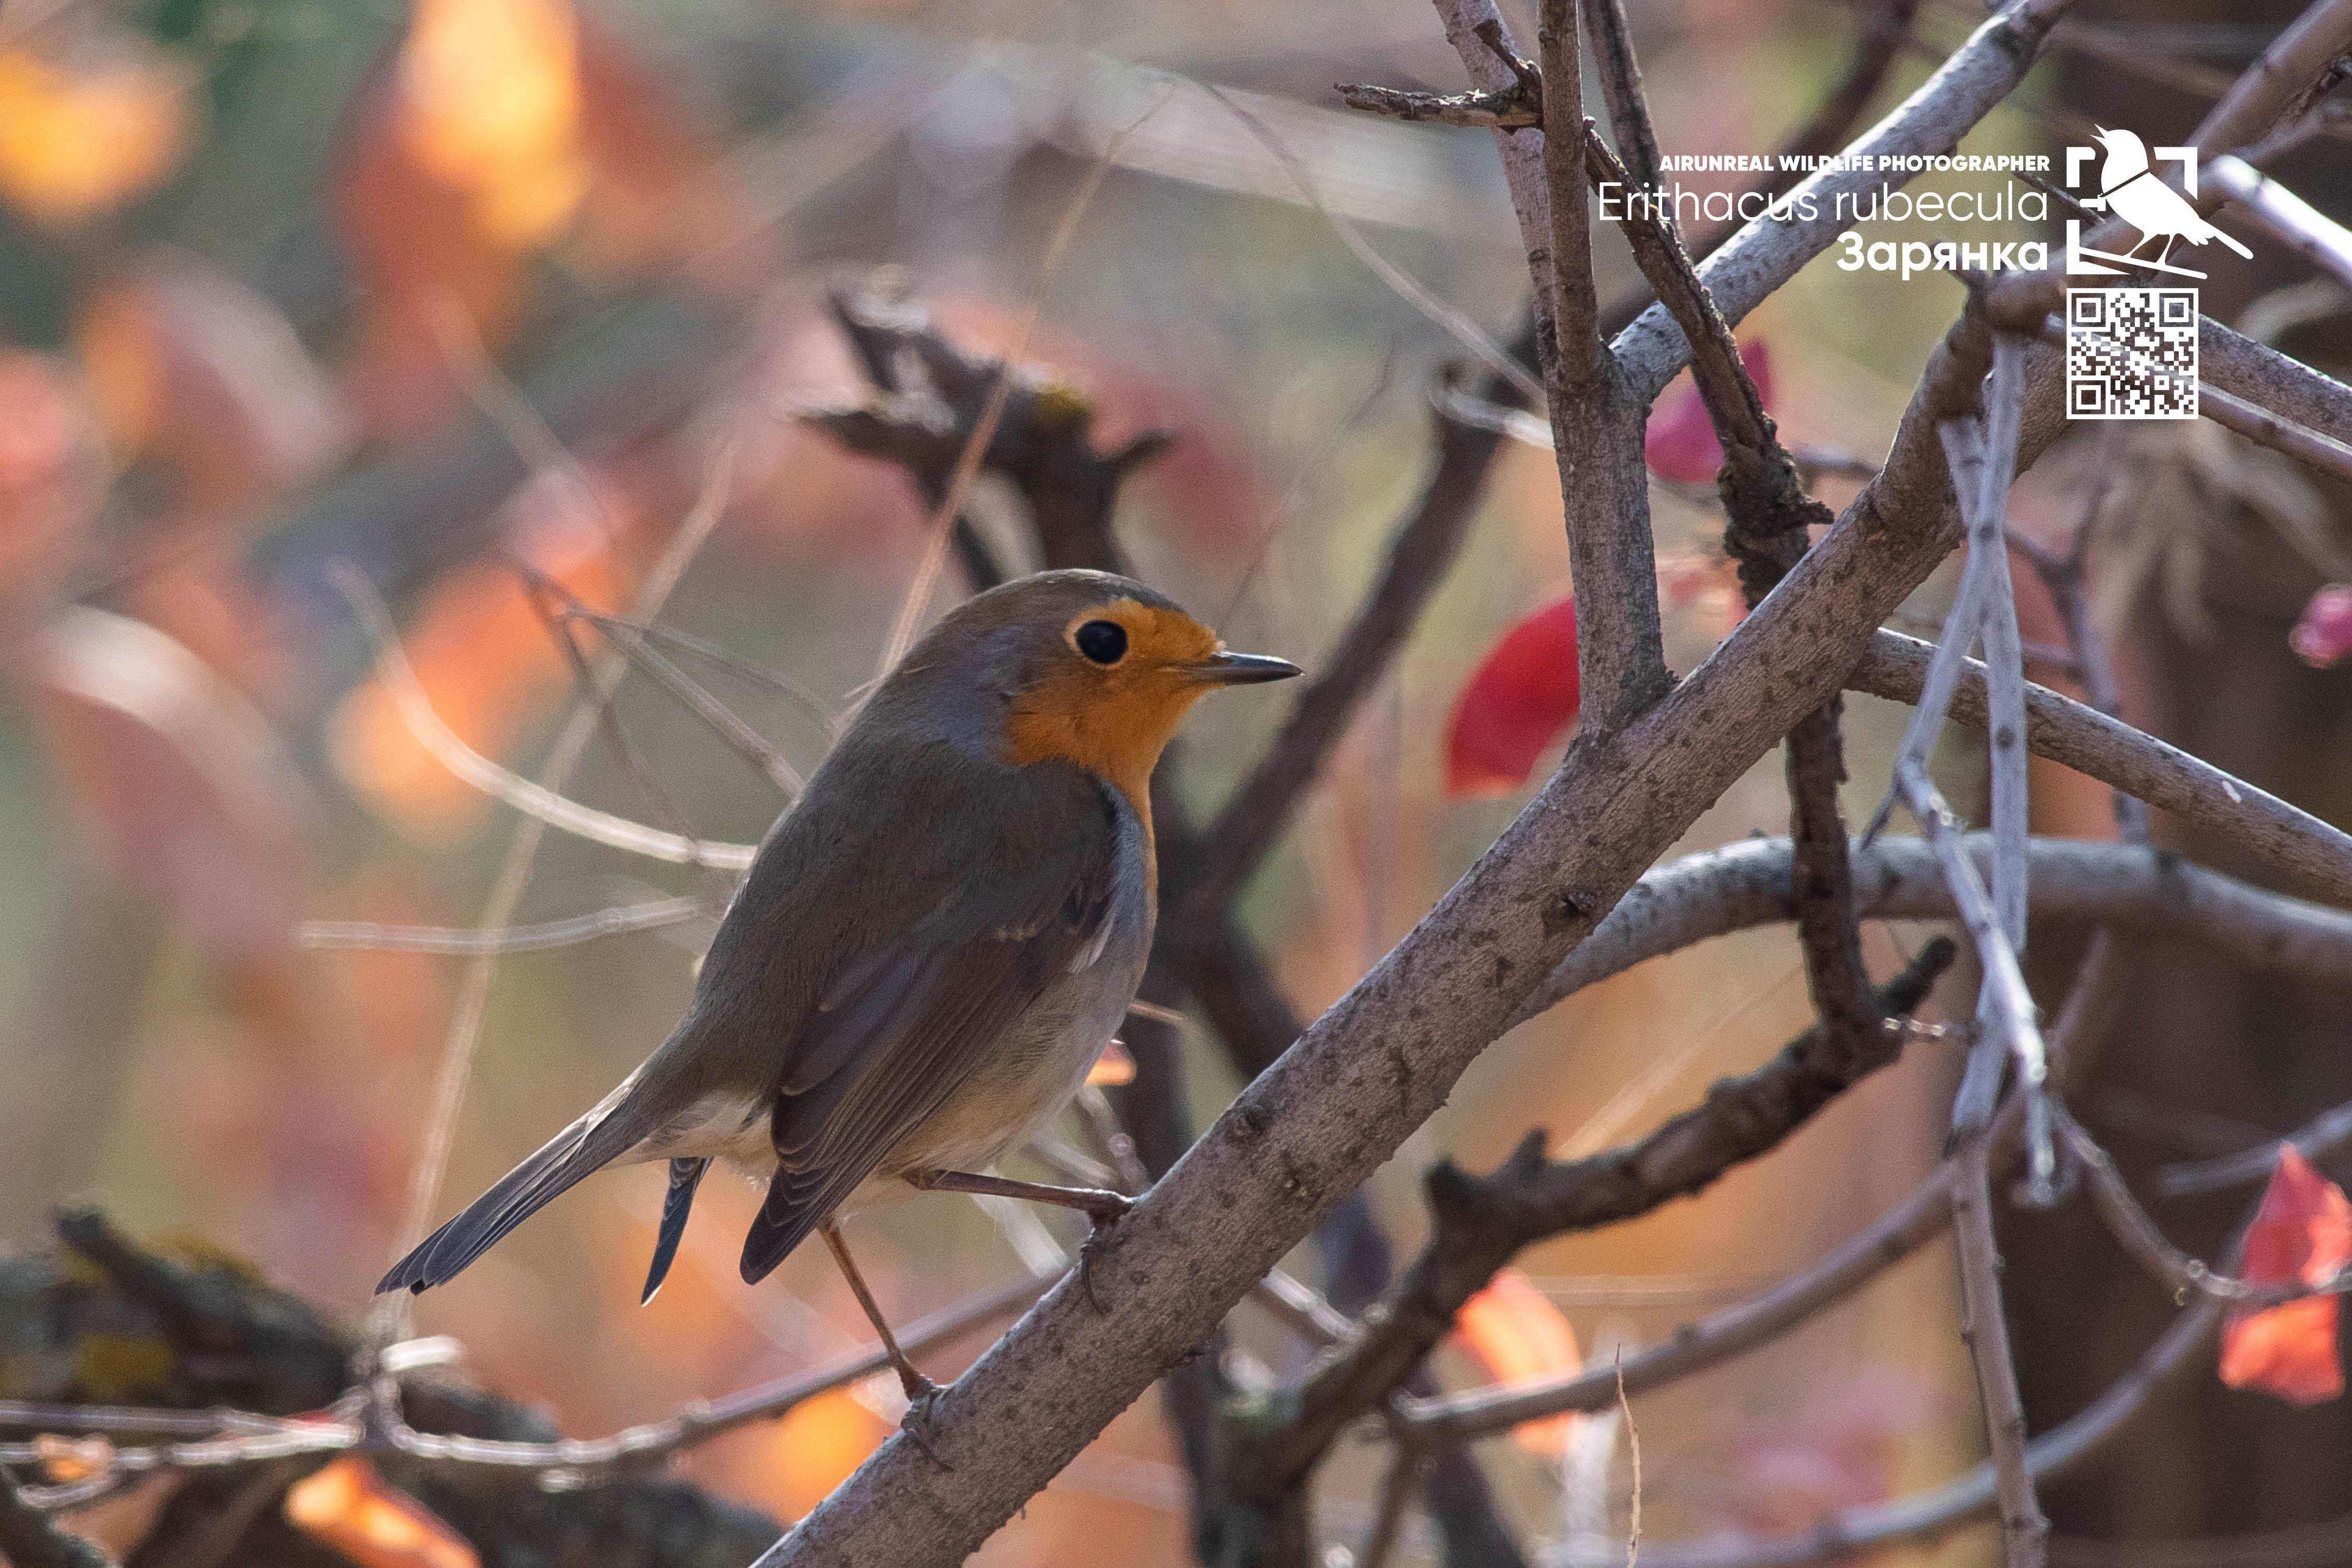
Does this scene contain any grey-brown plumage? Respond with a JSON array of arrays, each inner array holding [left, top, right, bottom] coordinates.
[[378, 569, 1291, 1302]]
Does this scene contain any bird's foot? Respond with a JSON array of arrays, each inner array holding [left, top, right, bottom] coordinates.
[[898, 1374, 952, 1469], [1077, 1195, 1134, 1313]]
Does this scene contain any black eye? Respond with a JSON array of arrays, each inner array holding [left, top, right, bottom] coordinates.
[[1074, 620, 1127, 665]]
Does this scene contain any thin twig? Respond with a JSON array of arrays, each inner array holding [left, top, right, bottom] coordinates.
[[1616, 1350, 1641, 1568], [367, 441, 736, 1361], [0, 1469, 114, 1567], [334, 580, 755, 871], [1357, 1445, 1420, 1568], [0, 1276, 1045, 1486], [2158, 1092, 2352, 1196], [873, 95, 1160, 675], [1850, 630, 2352, 906], [2054, 1103, 2352, 1303], [1951, 1136, 2048, 1568], [1208, 81, 1543, 407], [295, 898, 707, 956]]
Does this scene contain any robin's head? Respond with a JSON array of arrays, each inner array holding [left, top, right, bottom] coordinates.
[[878, 569, 1298, 807]]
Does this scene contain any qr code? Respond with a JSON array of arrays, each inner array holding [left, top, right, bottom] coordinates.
[[2065, 288, 2197, 420]]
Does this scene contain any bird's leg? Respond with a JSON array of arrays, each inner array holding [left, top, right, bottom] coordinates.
[[909, 1168, 1134, 1222], [819, 1221, 949, 1463], [910, 1169, 1134, 1310]]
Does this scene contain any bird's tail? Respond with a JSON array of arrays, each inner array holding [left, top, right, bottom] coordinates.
[[641, 1157, 710, 1305], [378, 1073, 658, 1294], [2215, 227, 2253, 259]]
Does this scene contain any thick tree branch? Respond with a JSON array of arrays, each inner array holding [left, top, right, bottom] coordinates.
[[1516, 0, 1671, 729], [1579, 120, 1880, 1083]]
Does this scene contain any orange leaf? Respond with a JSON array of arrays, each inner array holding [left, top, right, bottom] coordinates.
[[1450, 1268, 1580, 1459], [1444, 594, 1580, 797], [284, 1455, 479, 1568], [398, 0, 585, 250], [77, 256, 348, 520], [718, 1387, 889, 1521], [34, 1433, 112, 1482], [2220, 1146, 2351, 1406], [1087, 1040, 1136, 1087], [327, 479, 625, 838], [0, 39, 191, 229], [332, 0, 585, 436]]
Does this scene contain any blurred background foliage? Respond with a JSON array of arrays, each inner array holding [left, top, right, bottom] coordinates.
[[1, 0, 2344, 1559]]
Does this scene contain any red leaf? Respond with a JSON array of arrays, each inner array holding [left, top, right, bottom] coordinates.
[[2220, 1146, 2351, 1406], [1445, 593, 1579, 797], [1644, 339, 1773, 485], [2289, 584, 2352, 669]]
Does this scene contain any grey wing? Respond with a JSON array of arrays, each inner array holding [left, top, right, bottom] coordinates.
[[737, 788, 1122, 1283]]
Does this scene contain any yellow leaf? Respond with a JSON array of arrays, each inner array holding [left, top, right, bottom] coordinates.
[[396, 0, 586, 249], [0, 43, 190, 228]]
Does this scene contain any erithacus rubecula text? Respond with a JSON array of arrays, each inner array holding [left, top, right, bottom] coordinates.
[[379, 569, 1298, 1405]]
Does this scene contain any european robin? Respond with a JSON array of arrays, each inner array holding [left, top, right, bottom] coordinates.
[[378, 569, 1297, 1405]]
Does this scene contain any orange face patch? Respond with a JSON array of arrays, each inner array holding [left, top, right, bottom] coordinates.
[[999, 597, 1226, 831]]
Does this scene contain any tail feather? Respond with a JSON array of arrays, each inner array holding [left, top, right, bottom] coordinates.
[[640, 1158, 710, 1305], [378, 1091, 650, 1295]]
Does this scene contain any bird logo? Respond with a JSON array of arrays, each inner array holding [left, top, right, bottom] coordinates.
[[2068, 127, 2251, 279]]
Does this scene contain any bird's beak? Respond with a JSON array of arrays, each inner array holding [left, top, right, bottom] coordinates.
[[1185, 650, 1302, 685]]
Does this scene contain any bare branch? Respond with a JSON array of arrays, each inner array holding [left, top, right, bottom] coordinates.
[[1337, 80, 1535, 129], [1520, 833, 2352, 1026], [296, 898, 705, 956], [367, 440, 737, 1365], [1404, 1158, 1966, 1440], [1951, 1137, 2048, 1568], [1581, 0, 1663, 190], [2056, 1106, 2352, 1303], [1850, 631, 2352, 906], [1556, 1302, 2220, 1568], [1217, 942, 1952, 1528], [331, 569, 756, 873], [2207, 155, 2352, 287], [2189, 0, 2352, 154], [1610, 0, 2078, 404], [2158, 1092, 2352, 1197], [0, 1469, 115, 1567]]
